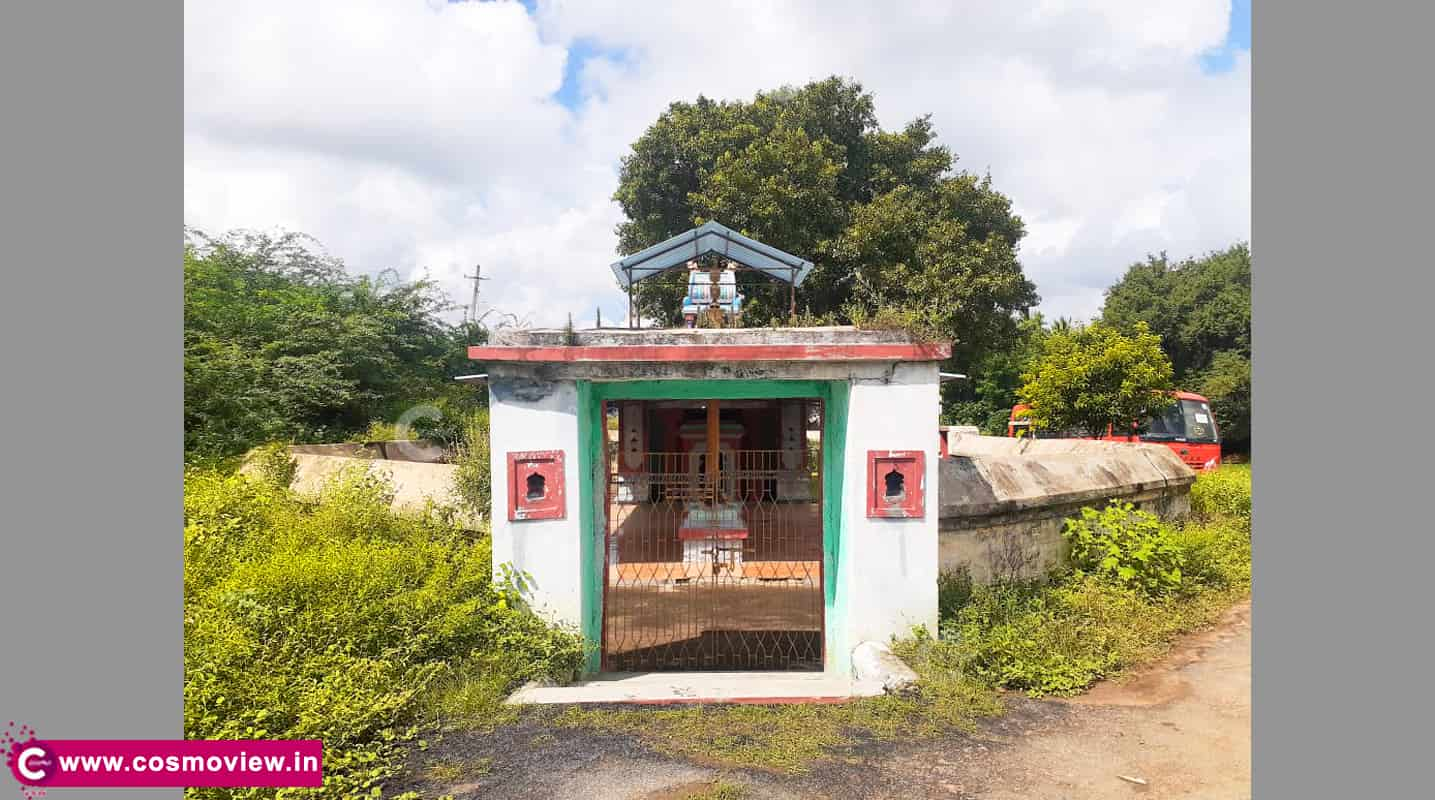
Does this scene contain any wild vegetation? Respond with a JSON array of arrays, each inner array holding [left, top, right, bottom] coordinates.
[[183, 464, 581, 799], [932, 507, 1249, 698], [183, 229, 484, 458]]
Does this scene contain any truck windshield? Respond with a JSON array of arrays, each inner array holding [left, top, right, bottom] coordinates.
[[1142, 399, 1219, 443], [1180, 399, 1219, 443], [1142, 402, 1185, 440]]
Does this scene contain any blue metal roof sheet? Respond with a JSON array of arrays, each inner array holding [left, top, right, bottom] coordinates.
[[610, 221, 814, 288]]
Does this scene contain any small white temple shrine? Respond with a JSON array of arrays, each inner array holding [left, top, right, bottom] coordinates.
[[466, 223, 948, 688]]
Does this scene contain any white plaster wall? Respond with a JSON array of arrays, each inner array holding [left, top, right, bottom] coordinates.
[[488, 378, 583, 631], [840, 362, 941, 656]]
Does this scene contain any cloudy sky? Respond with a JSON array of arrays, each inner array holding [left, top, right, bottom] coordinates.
[[184, 0, 1250, 329]]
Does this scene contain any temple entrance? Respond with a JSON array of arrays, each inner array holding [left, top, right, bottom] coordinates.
[[601, 397, 824, 671]]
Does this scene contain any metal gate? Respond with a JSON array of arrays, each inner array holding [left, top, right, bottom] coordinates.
[[601, 399, 824, 671]]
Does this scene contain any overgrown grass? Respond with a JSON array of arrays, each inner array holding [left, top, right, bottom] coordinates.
[[183, 466, 581, 799], [935, 466, 1252, 696], [1190, 462, 1252, 520], [677, 779, 750, 800], [554, 669, 1002, 775], [557, 465, 1251, 770], [249, 441, 297, 489], [346, 420, 411, 442], [938, 569, 1243, 696], [449, 408, 492, 521]]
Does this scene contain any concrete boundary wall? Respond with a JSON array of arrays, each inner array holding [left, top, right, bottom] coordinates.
[[938, 434, 1196, 583], [241, 447, 478, 529], [287, 439, 448, 463]]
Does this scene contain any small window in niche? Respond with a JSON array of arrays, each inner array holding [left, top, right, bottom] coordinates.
[[884, 469, 905, 500]]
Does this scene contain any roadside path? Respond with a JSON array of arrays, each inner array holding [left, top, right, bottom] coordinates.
[[405, 602, 1251, 799]]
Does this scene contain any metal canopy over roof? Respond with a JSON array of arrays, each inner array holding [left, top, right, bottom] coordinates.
[[610, 221, 814, 288]]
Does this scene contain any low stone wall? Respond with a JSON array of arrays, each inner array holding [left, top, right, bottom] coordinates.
[[241, 442, 480, 529], [938, 434, 1195, 583], [286, 439, 448, 463]]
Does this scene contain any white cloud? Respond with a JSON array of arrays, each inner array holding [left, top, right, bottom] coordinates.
[[184, 0, 1249, 330]]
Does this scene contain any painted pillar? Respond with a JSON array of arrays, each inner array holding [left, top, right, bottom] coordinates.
[[837, 362, 941, 653], [488, 376, 584, 632]]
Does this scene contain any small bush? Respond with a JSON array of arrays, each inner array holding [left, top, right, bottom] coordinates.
[[1173, 517, 1251, 593], [766, 309, 840, 329], [1063, 501, 1186, 597], [1190, 463, 1252, 520], [450, 408, 492, 519], [249, 441, 297, 488], [844, 305, 943, 342], [937, 567, 975, 620]]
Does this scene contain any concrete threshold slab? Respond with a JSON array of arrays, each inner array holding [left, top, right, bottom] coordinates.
[[506, 672, 886, 706]]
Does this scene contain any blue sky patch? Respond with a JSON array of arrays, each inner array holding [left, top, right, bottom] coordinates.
[[1200, 0, 1251, 73], [554, 37, 632, 110]]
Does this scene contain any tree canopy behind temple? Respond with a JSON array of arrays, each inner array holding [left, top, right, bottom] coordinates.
[[1101, 243, 1251, 450], [613, 77, 1039, 375]]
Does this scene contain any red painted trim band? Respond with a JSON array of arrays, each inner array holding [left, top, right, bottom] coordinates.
[[468, 343, 952, 363]]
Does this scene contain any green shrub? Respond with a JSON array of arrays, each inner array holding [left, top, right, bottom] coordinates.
[[249, 442, 297, 488], [1173, 517, 1251, 593], [184, 466, 580, 799], [346, 420, 406, 442], [937, 567, 975, 620], [450, 408, 492, 519], [937, 575, 1196, 696], [1190, 463, 1252, 520], [1063, 501, 1186, 597], [941, 579, 1111, 695], [844, 305, 943, 342]]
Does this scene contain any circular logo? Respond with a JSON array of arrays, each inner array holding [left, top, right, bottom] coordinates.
[[12, 741, 57, 785]]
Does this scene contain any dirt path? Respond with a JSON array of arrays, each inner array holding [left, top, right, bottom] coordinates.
[[871, 601, 1252, 799], [401, 602, 1250, 799]]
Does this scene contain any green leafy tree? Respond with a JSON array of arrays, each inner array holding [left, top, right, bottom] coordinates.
[[1101, 243, 1250, 450], [1018, 322, 1174, 438], [1195, 350, 1251, 449], [943, 313, 1048, 433], [184, 229, 479, 456], [613, 77, 1038, 373]]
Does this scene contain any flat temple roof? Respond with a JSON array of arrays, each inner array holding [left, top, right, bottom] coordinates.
[[469, 326, 950, 364], [468, 342, 951, 363]]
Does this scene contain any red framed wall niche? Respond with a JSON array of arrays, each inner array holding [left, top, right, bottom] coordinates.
[[865, 450, 925, 519], [507, 450, 566, 521]]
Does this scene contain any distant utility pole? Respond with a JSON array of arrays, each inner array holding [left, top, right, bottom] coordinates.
[[463, 264, 489, 325]]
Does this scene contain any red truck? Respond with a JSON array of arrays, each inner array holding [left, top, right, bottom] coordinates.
[[1006, 391, 1221, 471]]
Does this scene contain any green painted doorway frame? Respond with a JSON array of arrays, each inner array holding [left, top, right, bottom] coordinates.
[[577, 379, 850, 675]]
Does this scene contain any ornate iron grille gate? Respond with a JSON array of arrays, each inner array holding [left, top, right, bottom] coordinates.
[[602, 399, 824, 671]]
